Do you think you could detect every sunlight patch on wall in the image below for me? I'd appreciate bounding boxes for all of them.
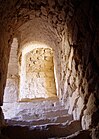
[19,44,57,101]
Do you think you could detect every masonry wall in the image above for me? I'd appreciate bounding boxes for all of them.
[4,38,18,103]
[0,0,99,138]
[19,48,56,100]
[59,0,99,131]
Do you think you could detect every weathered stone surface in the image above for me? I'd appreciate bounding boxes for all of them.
[4,78,18,103]
[0,0,98,138]
[48,0,55,7]
[92,124,99,139]
[0,107,5,127]
[19,48,56,100]
[65,130,91,139]
[82,94,97,130]
[41,6,47,16]
[1,120,81,139]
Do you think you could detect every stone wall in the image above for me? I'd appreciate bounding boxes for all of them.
[0,14,13,128]
[59,0,99,131]
[0,28,12,106]
[19,48,56,100]
[3,78,18,103]
[4,38,18,103]
[0,0,99,138]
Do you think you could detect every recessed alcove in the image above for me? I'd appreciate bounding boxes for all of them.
[19,47,57,100]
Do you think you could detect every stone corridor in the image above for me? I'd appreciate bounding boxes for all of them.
[0,0,99,139]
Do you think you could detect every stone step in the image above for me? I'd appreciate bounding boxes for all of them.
[2,120,82,139]
[16,101,65,113]
[11,108,68,121]
[6,114,73,127]
[2,98,66,120]
[58,130,91,139]
[43,109,68,118]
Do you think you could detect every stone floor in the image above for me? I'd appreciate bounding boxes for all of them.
[1,97,91,139]
[2,97,66,120]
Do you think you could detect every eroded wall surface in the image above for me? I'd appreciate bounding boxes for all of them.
[19,48,56,99]
[0,0,99,137]
[3,38,18,103]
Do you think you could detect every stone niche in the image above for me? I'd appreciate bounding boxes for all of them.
[19,47,57,100]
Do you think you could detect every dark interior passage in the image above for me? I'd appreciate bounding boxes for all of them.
[0,0,99,139]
